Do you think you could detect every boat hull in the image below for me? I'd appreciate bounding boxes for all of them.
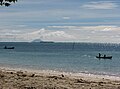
[96,56,112,59]
[4,47,15,49]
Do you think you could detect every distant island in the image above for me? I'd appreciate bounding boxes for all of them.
[32,39,54,43]
[40,41,55,43]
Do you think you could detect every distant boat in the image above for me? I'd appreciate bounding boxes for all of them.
[96,56,112,59]
[40,41,55,43]
[96,53,112,59]
[4,46,15,49]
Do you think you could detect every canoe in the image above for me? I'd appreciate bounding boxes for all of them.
[4,46,15,49]
[96,56,112,59]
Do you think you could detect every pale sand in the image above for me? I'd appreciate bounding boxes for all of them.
[0,67,120,89]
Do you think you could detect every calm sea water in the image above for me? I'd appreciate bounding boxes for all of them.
[0,42,120,76]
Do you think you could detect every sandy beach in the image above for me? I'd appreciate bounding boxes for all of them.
[0,68,120,89]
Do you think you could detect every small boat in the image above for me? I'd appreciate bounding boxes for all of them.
[4,46,15,49]
[96,53,112,59]
[96,56,112,59]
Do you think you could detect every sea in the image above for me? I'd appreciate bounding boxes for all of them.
[0,42,120,77]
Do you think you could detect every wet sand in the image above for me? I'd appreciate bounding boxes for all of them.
[0,68,120,89]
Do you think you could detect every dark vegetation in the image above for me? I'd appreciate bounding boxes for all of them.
[0,0,17,7]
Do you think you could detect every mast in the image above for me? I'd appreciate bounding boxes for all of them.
[72,42,75,50]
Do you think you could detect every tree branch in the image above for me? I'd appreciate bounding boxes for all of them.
[0,0,17,6]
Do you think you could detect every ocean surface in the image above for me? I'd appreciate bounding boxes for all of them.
[0,42,120,77]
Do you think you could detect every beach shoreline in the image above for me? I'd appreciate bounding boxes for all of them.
[0,67,120,89]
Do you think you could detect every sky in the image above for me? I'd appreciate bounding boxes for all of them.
[0,0,120,43]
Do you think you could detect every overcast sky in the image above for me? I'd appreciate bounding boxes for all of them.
[0,0,120,43]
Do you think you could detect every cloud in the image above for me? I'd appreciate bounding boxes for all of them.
[0,25,120,43]
[48,26,76,29]
[0,28,75,42]
[62,17,70,20]
[47,25,120,43]
[81,26,119,31]
[82,1,118,9]
[42,31,75,41]
[13,28,76,42]
[48,25,120,31]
